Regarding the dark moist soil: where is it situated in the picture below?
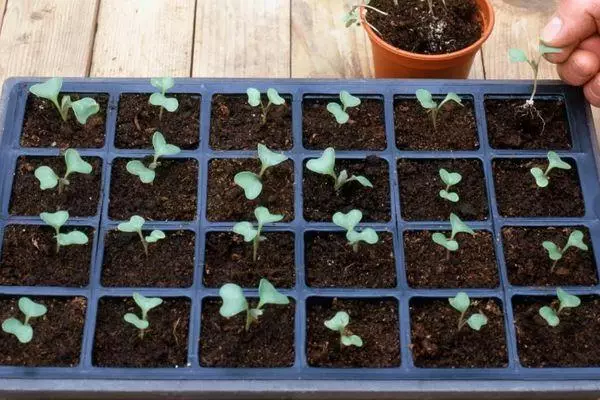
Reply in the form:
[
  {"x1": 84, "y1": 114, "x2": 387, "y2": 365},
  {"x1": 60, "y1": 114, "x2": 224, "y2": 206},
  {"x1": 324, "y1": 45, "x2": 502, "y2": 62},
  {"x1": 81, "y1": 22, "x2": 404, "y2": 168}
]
[
  {"x1": 203, "y1": 231, "x2": 295, "y2": 288},
  {"x1": 21, "y1": 93, "x2": 108, "y2": 148},
  {"x1": 101, "y1": 230, "x2": 195, "y2": 288},
  {"x1": 397, "y1": 158, "x2": 488, "y2": 221},
  {"x1": 93, "y1": 297, "x2": 190, "y2": 367},
  {"x1": 493, "y1": 158, "x2": 584, "y2": 217},
  {"x1": 200, "y1": 298, "x2": 295, "y2": 367},
  {"x1": 302, "y1": 98, "x2": 386, "y2": 150},
  {"x1": 0, "y1": 225, "x2": 92, "y2": 287},
  {"x1": 503, "y1": 227, "x2": 597, "y2": 286},
  {"x1": 9, "y1": 156, "x2": 102, "y2": 217},
  {"x1": 485, "y1": 99, "x2": 571, "y2": 149},
  {"x1": 0, "y1": 296, "x2": 86, "y2": 367},
  {"x1": 109, "y1": 158, "x2": 198, "y2": 221},
  {"x1": 305, "y1": 232, "x2": 396, "y2": 288},
  {"x1": 303, "y1": 156, "x2": 390, "y2": 222},
  {"x1": 514, "y1": 297, "x2": 600, "y2": 367},
  {"x1": 210, "y1": 94, "x2": 292, "y2": 150},
  {"x1": 206, "y1": 158, "x2": 294, "y2": 222},
  {"x1": 403, "y1": 230, "x2": 498, "y2": 288},
  {"x1": 306, "y1": 298, "x2": 400, "y2": 368},
  {"x1": 369, "y1": 0, "x2": 482, "y2": 55},
  {"x1": 394, "y1": 99, "x2": 478, "y2": 150},
  {"x1": 410, "y1": 298, "x2": 507, "y2": 368}
]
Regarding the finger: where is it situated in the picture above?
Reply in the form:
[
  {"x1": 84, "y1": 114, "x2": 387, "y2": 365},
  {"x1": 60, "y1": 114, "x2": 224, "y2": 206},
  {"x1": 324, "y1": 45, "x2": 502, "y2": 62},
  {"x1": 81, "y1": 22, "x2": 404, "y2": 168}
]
[
  {"x1": 557, "y1": 49, "x2": 600, "y2": 86},
  {"x1": 549, "y1": 35, "x2": 600, "y2": 68},
  {"x1": 584, "y1": 74, "x2": 600, "y2": 106},
  {"x1": 541, "y1": 0, "x2": 600, "y2": 48},
  {"x1": 545, "y1": 43, "x2": 577, "y2": 64},
  {"x1": 580, "y1": 34, "x2": 600, "y2": 58}
]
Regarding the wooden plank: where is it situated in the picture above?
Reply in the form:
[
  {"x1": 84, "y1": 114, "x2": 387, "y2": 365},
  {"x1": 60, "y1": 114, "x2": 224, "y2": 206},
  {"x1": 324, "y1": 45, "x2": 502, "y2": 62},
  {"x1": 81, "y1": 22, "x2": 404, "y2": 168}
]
[
  {"x1": 193, "y1": 0, "x2": 290, "y2": 78},
  {"x1": 0, "y1": 0, "x2": 7, "y2": 34},
  {"x1": 469, "y1": 51, "x2": 485, "y2": 79},
  {"x1": 90, "y1": 0, "x2": 195, "y2": 77}
]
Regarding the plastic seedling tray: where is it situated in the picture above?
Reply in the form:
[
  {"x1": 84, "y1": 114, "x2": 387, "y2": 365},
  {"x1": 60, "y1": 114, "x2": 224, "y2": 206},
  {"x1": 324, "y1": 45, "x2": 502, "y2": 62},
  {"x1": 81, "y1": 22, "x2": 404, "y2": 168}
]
[{"x1": 1, "y1": 77, "x2": 600, "y2": 399}]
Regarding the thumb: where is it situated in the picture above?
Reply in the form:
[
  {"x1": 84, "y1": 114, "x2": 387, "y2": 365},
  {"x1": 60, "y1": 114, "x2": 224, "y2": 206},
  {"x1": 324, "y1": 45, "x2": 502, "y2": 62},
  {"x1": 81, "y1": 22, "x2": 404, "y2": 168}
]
[{"x1": 542, "y1": 0, "x2": 600, "y2": 47}]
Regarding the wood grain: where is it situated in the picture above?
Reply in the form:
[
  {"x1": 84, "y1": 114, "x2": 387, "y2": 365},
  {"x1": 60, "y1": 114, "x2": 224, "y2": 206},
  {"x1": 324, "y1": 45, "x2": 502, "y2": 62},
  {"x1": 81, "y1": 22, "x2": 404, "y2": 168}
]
[{"x1": 0, "y1": 0, "x2": 7, "y2": 34}]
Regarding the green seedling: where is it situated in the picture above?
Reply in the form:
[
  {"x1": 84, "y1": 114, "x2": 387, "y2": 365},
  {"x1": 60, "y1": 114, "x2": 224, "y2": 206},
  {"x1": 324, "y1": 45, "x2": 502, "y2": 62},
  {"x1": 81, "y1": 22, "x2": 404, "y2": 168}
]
[
  {"x1": 117, "y1": 215, "x2": 165, "y2": 256},
  {"x1": 530, "y1": 151, "x2": 571, "y2": 188},
  {"x1": 34, "y1": 149, "x2": 92, "y2": 194},
  {"x1": 327, "y1": 91, "x2": 361, "y2": 124},
  {"x1": 149, "y1": 77, "x2": 179, "y2": 120},
  {"x1": 29, "y1": 77, "x2": 99, "y2": 124},
  {"x1": 40, "y1": 210, "x2": 88, "y2": 254},
  {"x1": 246, "y1": 87, "x2": 285, "y2": 125},
  {"x1": 233, "y1": 206, "x2": 283, "y2": 262},
  {"x1": 343, "y1": 0, "x2": 388, "y2": 35},
  {"x1": 324, "y1": 311, "x2": 363, "y2": 348},
  {"x1": 415, "y1": 89, "x2": 463, "y2": 131},
  {"x1": 2, "y1": 297, "x2": 47, "y2": 344},
  {"x1": 438, "y1": 168, "x2": 462, "y2": 203},
  {"x1": 234, "y1": 144, "x2": 288, "y2": 200},
  {"x1": 431, "y1": 213, "x2": 474, "y2": 254},
  {"x1": 126, "y1": 131, "x2": 181, "y2": 183},
  {"x1": 124, "y1": 292, "x2": 163, "y2": 339},
  {"x1": 306, "y1": 147, "x2": 373, "y2": 192},
  {"x1": 219, "y1": 278, "x2": 289, "y2": 331},
  {"x1": 448, "y1": 292, "x2": 488, "y2": 332},
  {"x1": 539, "y1": 288, "x2": 581, "y2": 327},
  {"x1": 332, "y1": 209, "x2": 378, "y2": 252},
  {"x1": 543, "y1": 230, "x2": 588, "y2": 273}
]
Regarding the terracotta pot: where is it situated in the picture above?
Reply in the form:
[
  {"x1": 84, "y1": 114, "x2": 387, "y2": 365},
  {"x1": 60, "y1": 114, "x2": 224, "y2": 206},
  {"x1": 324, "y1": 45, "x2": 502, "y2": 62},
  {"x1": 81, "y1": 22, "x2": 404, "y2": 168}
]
[{"x1": 361, "y1": 0, "x2": 495, "y2": 79}]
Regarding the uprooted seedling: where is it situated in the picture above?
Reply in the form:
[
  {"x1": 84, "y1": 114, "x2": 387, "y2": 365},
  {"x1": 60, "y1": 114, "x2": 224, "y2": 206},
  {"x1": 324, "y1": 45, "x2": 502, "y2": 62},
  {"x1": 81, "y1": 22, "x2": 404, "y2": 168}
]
[
  {"x1": 325, "y1": 311, "x2": 363, "y2": 348},
  {"x1": 29, "y1": 77, "x2": 99, "y2": 124},
  {"x1": 2, "y1": 297, "x2": 47, "y2": 344},
  {"x1": 438, "y1": 168, "x2": 462, "y2": 203},
  {"x1": 234, "y1": 144, "x2": 288, "y2": 200},
  {"x1": 543, "y1": 230, "x2": 588, "y2": 273},
  {"x1": 530, "y1": 151, "x2": 571, "y2": 188},
  {"x1": 35, "y1": 149, "x2": 92, "y2": 194},
  {"x1": 327, "y1": 91, "x2": 361, "y2": 124},
  {"x1": 343, "y1": 0, "x2": 388, "y2": 35},
  {"x1": 126, "y1": 131, "x2": 181, "y2": 183},
  {"x1": 415, "y1": 89, "x2": 463, "y2": 131},
  {"x1": 233, "y1": 206, "x2": 283, "y2": 262},
  {"x1": 123, "y1": 292, "x2": 163, "y2": 339},
  {"x1": 306, "y1": 147, "x2": 373, "y2": 192},
  {"x1": 448, "y1": 292, "x2": 488, "y2": 332},
  {"x1": 332, "y1": 209, "x2": 378, "y2": 253},
  {"x1": 246, "y1": 88, "x2": 285, "y2": 125},
  {"x1": 431, "y1": 213, "x2": 474, "y2": 257},
  {"x1": 117, "y1": 215, "x2": 165, "y2": 256},
  {"x1": 149, "y1": 77, "x2": 179, "y2": 121},
  {"x1": 40, "y1": 210, "x2": 88, "y2": 254},
  {"x1": 539, "y1": 288, "x2": 581, "y2": 327}
]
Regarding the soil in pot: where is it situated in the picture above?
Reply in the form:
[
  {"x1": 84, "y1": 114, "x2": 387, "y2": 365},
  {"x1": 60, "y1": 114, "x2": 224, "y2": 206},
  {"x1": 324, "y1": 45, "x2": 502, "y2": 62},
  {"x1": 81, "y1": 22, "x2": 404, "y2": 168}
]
[
  {"x1": 302, "y1": 97, "x2": 386, "y2": 150},
  {"x1": 403, "y1": 230, "x2": 498, "y2": 288},
  {"x1": 485, "y1": 99, "x2": 571, "y2": 149},
  {"x1": 410, "y1": 298, "x2": 507, "y2": 368},
  {"x1": 109, "y1": 158, "x2": 198, "y2": 221},
  {"x1": 116, "y1": 93, "x2": 201, "y2": 149},
  {"x1": 305, "y1": 232, "x2": 396, "y2": 288},
  {"x1": 394, "y1": 99, "x2": 478, "y2": 150},
  {"x1": 0, "y1": 225, "x2": 93, "y2": 287},
  {"x1": 397, "y1": 158, "x2": 488, "y2": 221},
  {"x1": 0, "y1": 296, "x2": 86, "y2": 367},
  {"x1": 493, "y1": 158, "x2": 584, "y2": 217},
  {"x1": 502, "y1": 226, "x2": 597, "y2": 286},
  {"x1": 210, "y1": 94, "x2": 293, "y2": 150},
  {"x1": 101, "y1": 230, "x2": 195, "y2": 288},
  {"x1": 306, "y1": 297, "x2": 400, "y2": 367},
  {"x1": 206, "y1": 158, "x2": 294, "y2": 222},
  {"x1": 513, "y1": 296, "x2": 600, "y2": 367},
  {"x1": 9, "y1": 156, "x2": 102, "y2": 217},
  {"x1": 203, "y1": 231, "x2": 295, "y2": 288},
  {"x1": 303, "y1": 156, "x2": 391, "y2": 222},
  {"x1": 93, "y1": 297, "x2": 190, "y2": 367},
  {"x1": 200, "y1": 298, "x2": 295, "y2": 367},
  {"x1": 21, "y1": 93, "x2": 109, "y2": 148}
]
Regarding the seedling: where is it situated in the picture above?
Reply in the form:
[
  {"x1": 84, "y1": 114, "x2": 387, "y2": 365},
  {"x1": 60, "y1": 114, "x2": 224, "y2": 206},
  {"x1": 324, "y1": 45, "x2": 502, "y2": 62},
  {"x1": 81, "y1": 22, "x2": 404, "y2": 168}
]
[
  {"x1": 343, "y1": 0, "x2": 388, "y2": 35},
  {"x1": 306, "y1": 147, "x2": 373, "y2": 192},
  {"x1": 233, "y1": 206, "x2": 283, "y2": 262},
  {"x1": 539, "y1": 288, "x2": 581, "y2": 327},
  {"x1": 123, "y1": 292, "x2": 163, "y2": 339},
  {"x1": 332, "y1": 209, "x2": 378, "y2": 252},
  {"x1": 29, "y1": 77, "x2": 99, "y2": 124},
  {"x1": 2, "y1": 297, "x2": 47, "y2": 344},
  {"x1": 431, "y1": 213, "x2": 474, "y2": 254},
  {"x1": 34, "y1": 149, "x2": 92, "y2": 194},
  {"x1": 234, "y1": 144, "x2": 288, "y2": 200},
  {"x1": 327, "y1": 91, "x2": 361, "y2": 124},
  {"x1": 246, "y1": 87, "x2": 285, "y2": 125},
  {"x1": 219, "y1": 278, "x2": 289, "y2": 331},
  {"x1": 117, "y1": 215, "x2": 165, "y2": 256},
  {"x1": 543, "y1": 230, "x2": 588, "y2": 273},
  {"x1": 415, "y1": 89, "x2": 463, "y2": 131},
  {"x1": 324, "y1": 311, "x2": 363, "y2": 348},
  {"x1": 448, "y1": 292, "x2": 488, "y2": 332},
  {"x1": 126, "y1": 131, "x2": 181, "y2": 183},
  {"x1": 438, "y1": 168, "x2": 462, "y2": 203},
  {"x1": 149, "y1": 77, "x2": 179, "y2": 121},
  {"x1": 530, "y1": 151, "x2": 571, "y2": 188},
  {"x1": 40, "y1": 210, "x2": 88, "y2": 254}
]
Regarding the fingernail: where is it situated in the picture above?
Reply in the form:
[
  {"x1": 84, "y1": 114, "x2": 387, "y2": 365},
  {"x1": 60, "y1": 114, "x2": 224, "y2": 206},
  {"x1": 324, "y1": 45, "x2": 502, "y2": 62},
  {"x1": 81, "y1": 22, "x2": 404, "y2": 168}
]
[{"x1": 541, "y1": 16, "x2": 563, "y2": 43}]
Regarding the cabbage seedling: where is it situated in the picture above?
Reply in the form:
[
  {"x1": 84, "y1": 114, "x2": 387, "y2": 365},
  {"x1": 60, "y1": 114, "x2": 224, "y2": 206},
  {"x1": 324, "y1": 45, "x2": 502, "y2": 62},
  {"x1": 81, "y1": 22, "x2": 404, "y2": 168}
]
[
  {"x1": 246, "y1": 87, "x2": 285, "y2": 125},
  {"x1": 126, "y1": 131, "x2": 181, "y2": 183},
  {"x1": 34, "y1": 149, "x2": 92, "y2": 194},
  {"x1": 439, "y1": 168, "x2": 462, "y2": 203},
  {"x1": 431, "y1": 213, "x2": 474, "y2": 254},
  {"x1": 324, "y1": 311, "x2": 363, "y2": 348},
  {"x1": 530, "y1": 151, "x2": 571, "y2": 188},
  {"x1": 149, "y1": 77, "x2": 179, "y2": 121},
  {"x1": 327, "y1": 91, "x2": 361, "y2": 124},
  {"x1": 332, "y1": 209, "x2": 378, "y2": 252},
  {"x1": 117, "y1": 215, "x2": 165, "y2": 256},
  {"x1": 448, "y1": 292, "x2": 488, "y2": 332},
  {"x1": 543, "y1": 230, "x2": 588, "y2": 273},
  {"x1": 233, "y1": 206, "x2": 283, "y2": 262},
  {"x1": 343, "y1": 0, "x2": 388, "y2": 35},
  {"x1": 40, "y1": 210, "x2": 88, "y2": 254},
  {"x1": 29, "y1": 77, "x2": 99, "y2": 124},
  {"x1": 539, "y1": 288, "x2": 581, "y2": 327},
  {"x1": 219, "y1": 278, "x2": 289, "y2": 331},
  {"x1": 306, "y1": 147, "x2": 373, "y2": 192},
  {"x1": 2, "y1": 297, "x2": 47, "y2": 344},
  {"x1": 234, "y1": 144, "x2": 288, "y2": 200},
  {"x1": 415, "y1": 89, "x2": 463, "y2": 131},
  {"x1": 123, "y1": 292, "x2": 163, "y2": 339}
]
